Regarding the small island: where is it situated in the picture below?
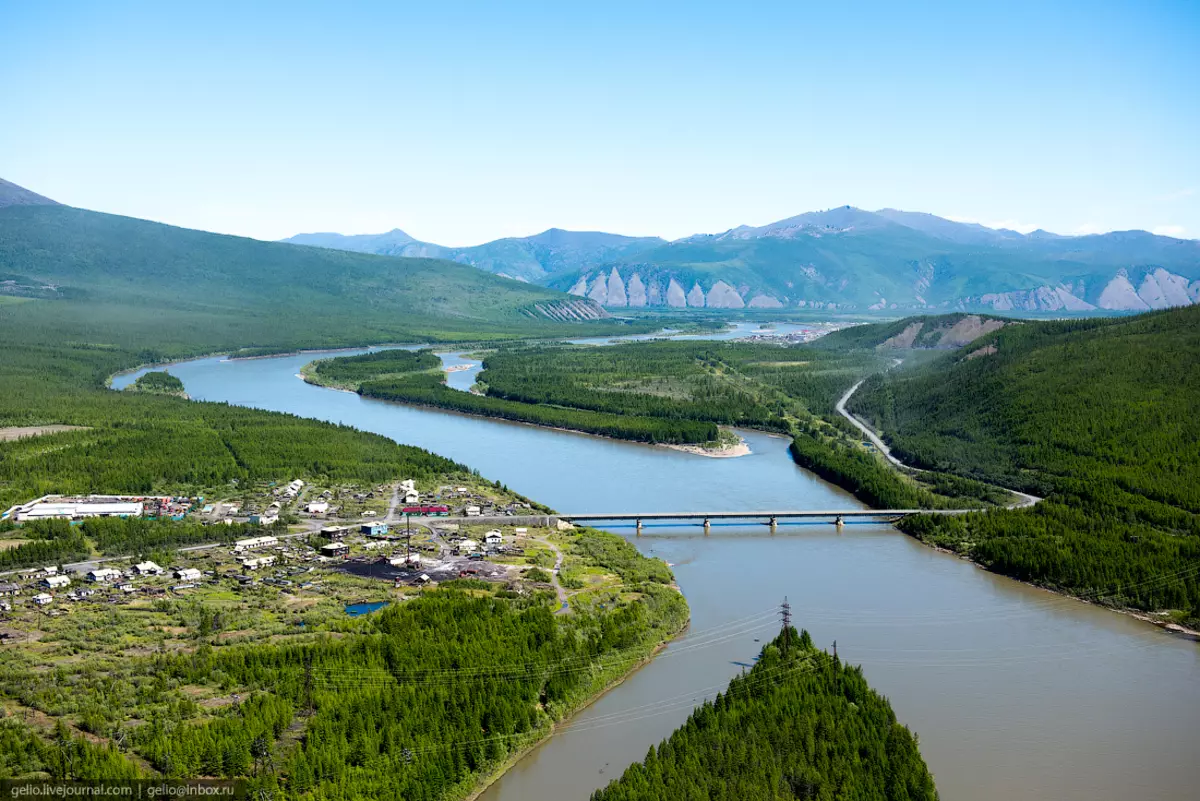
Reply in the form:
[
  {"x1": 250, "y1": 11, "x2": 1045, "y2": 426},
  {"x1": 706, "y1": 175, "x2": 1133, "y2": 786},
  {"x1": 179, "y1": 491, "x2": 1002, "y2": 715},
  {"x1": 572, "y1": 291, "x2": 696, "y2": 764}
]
[{"x1": 125, "y1": 370, "x2": 188, "y2": 398}]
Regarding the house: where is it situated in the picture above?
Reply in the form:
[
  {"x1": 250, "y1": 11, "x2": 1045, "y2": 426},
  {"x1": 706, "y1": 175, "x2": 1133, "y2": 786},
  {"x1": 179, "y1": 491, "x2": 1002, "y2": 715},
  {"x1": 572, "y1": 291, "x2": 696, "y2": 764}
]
[
  {"x1": 174, "y1": 568, "x2": 203, "y2": 582},
  {"x1": 360, "y1": 522, "x2": 388, "y2": 536},
  {"x1": 455, "y1": 539, "x2": 479, "y2": 555},
  {"x1": 234, "y1": 535, "x2": 278, "y2": 552},
  {"x1": 305, "y1": 501, "x2": 330, "y2": 515},
  {"x1": 241, "y1": 555, "x2": 276, "y2": 570},
  {"x1": 320, "y1": 542, "x2": 349, "y2": 557},
  {"x1": 134, "y1": 561, "x2": 164, "y2": 576},
  {"x1": 320, "y1": 526, "x2": 346, "y2": 539},
  {"x1": 42, "y1": 574, "x2": 71, "y2": 589},
  {"x1": 0, "y1": 582, "x2": 21, "y2": 597},
  {"x1": 416, "y1": 573, "x2": 431, "y2": 584},
  {"x1": 514, "y1": 527, "x2": 528, "y2": 535},
  {"x1": 118, "y1": 583, "x2": 136, "y2": 593},
  {"x1": 484, "y1": 530, "x2": 503, "y2": 547},
  {"x1": 87, "y1": 567, "x2": 122, "y2": 583},
  {"x1": 0, "y1": 601, "x2": 11, "y2": 612},
  {"x1": 32, "y1": 593, "x2": 53, "y2": 606},
  {"x1": 389, "y1": 553, "x2": 422, "y2": 568},
  {"x1": 464, "y1": 505, "x2": 481, "y2": 517},
  {"x1": 249, "y1": 513, "x2": 278, "y2": 526},
  {"x1": 402, "y1": 488, "x2": 420, "y2": 504}
]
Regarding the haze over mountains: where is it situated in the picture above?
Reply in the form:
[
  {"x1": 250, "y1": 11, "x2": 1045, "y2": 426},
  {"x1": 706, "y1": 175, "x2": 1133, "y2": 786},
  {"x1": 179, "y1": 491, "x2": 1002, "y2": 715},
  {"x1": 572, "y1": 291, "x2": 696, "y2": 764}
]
[{"x1": 287, "y1": 206, "x2": 1200, "y2": 314}]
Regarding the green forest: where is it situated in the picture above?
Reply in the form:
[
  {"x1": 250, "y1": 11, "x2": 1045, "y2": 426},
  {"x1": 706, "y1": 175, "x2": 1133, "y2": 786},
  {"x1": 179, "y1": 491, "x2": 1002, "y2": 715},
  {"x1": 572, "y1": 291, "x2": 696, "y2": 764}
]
[
  {"x1": 847, "y1": 307, "x2": 1200, "y2": 620},
  {"x1": 592, "y1": 627, "x2": 937, "y2": 801},
  {"x1": 124, "y1": 371, "x2": 186, "y2": 396}
]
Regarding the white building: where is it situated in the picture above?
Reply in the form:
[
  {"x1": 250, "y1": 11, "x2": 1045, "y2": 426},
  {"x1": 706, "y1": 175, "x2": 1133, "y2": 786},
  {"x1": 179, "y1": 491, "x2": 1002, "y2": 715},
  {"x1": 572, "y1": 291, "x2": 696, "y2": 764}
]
[
  {"x1": 10, "y1": 496, "x2": 144, "y2": 522},
  {"x1": 240, "y1": 555, "x2": 276, "y2": 571},
  {"x1": 464, "y1": 506, "x2": 481, "y2": 517},
  {"x1": 455, "y1": 539, "x2": 479, "y2": 554},
  {"x1": 32, "y1": 593, "x2": 53, "y2": 606},
  {"x1": 249, "y1": 513, "x2": 279, "y2": 526},
  {"x1": 234, "y1": 535, "x2": 278, "y2": 552},
  {"x1": 42, "y1": 574, "x2": 71, "y2": 589},
  {"x1": 484, "y1": 531, "x2": 503, "y2": 547},
  {"x1": 174, "y1": 568, "x2": 203, "y2": 581},
  {"x1": 134, "y1": 561, "x2": 164, "y2": 576},
  {"x1": 87, "y1": 567, "x2": 123, "y2": 583},
  {"x1": 390, "y1": 554, "x2": 422, "y2": 568}
]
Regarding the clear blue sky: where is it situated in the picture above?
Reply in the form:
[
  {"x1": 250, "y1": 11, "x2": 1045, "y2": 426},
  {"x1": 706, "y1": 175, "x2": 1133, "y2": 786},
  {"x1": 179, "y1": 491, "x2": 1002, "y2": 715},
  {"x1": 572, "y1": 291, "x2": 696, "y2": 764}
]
[{"x1": 2, "y1": 0, "x2": 1197, "y2": 244}]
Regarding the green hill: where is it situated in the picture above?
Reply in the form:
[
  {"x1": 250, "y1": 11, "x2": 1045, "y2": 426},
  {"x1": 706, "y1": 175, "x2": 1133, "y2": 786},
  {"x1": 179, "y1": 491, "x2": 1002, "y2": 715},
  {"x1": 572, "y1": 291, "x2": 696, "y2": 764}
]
[
  {"x1": 592, "y1": 628, "x2": 937, "y2": 801},
  {"x1": 0, "y1": 204, "x2": 606, "y2": 325},
  {"x1": 846, "y1": 307, "x2": 1200, "y2": 619}
]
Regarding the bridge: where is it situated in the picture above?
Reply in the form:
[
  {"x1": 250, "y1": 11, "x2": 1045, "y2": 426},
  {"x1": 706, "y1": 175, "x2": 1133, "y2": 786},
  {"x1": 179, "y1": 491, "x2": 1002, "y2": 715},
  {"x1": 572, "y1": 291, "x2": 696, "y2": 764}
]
[{"x1": 558, "y1": 508, "x2": 972, "y2": 533}]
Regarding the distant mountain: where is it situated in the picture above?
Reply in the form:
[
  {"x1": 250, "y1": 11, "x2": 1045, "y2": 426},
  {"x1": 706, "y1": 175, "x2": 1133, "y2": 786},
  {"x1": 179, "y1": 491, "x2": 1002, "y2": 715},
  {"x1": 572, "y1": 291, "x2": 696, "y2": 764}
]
[
  {"x1": 554, "y1": 207, "x2": 1200, "y2": 313},
  {"x1": 281, "y1": 227, "x2": 665, "y2": 283},
  {"x1": 0, "y1": 178, "x2": 59, "y2": 209}
]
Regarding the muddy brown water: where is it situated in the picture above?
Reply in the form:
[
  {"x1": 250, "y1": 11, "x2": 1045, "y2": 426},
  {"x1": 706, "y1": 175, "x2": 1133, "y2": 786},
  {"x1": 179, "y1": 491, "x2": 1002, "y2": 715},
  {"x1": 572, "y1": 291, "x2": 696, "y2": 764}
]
[{"x1": 113, "y1": 339, "x2": 1200, "y2": 801}]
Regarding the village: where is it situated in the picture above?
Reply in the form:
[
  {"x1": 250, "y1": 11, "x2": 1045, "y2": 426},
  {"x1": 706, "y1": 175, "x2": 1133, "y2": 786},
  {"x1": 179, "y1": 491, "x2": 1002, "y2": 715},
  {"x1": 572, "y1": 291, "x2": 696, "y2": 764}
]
[{"x1": 0, "y1": 475, "x2": 594, "y2": 654}]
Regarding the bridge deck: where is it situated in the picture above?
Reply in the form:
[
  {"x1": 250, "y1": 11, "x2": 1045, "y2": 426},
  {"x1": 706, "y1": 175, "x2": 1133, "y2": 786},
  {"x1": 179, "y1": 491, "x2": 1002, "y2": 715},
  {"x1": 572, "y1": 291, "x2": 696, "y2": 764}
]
[{"x1": 559, "y1": 509, "x2": 972, "y2": 521}]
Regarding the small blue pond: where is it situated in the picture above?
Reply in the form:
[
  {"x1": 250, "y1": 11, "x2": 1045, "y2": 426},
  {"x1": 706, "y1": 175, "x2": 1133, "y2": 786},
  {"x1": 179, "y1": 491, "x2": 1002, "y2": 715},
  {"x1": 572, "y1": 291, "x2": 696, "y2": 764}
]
[{"x1": 344, "y1": 601, "x2": 389, "y2": 617}]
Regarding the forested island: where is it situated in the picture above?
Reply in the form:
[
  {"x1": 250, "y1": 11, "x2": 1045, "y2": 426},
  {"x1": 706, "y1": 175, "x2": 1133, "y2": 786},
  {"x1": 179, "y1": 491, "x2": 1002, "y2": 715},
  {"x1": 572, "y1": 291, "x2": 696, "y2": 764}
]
[
  {"x1": 121, "y1": 370, "x2": 188, "y2": 397},
  {"x1": 592, "y1": 627, "x2": 938, "y2": 801}
]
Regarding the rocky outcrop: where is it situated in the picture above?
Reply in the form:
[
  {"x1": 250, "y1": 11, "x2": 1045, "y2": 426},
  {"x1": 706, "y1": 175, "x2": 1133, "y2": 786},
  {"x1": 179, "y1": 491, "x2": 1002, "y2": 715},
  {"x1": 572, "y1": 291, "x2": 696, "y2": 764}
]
[
  {"x1": 706, "y1": 280, "x2": 745, "y2": 309},
  {"x1": 687, "y1": 283, "x2": 706, "y2": 308},
  {"x1": 627, "y1": 274, "x2": 647, "y2": 307},
  {"x1": 879, "y1": 322, "x2": 924, "y2": 349},
  {"x1": 606, "y1": 268, "x2": 627, "y2": 307},
  {"x1": 747, "y1": 293, "x2": 784, "y2": 308},
  {"x1": 533, "y1": 299, "x2": 609, "y2": 321},
  {"x1": 567, "y1": 276, "x2": 589, "y2": 296},
  {"x1": 1096, "y1": 271, "x2": 1147, "y2": 310},
  {"x1": 666, "y1": 278, "x2": 687, "y2": 307},
  {"x1": 1097, "y1": 268, "x2": 1200, "y2": 311},
  {"x1": 979, "y1": 285, "x2": 1094, "y2": 312}
]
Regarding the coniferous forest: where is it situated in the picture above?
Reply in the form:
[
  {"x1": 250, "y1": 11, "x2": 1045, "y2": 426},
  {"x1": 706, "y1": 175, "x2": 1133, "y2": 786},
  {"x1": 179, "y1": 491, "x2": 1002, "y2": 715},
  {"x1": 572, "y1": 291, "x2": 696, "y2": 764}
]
[
  {"x1": 592, "y1": 628, "x2": 937, "y2": 801},
  {"x1": 846, "y1": 307, "x2": 1200, "y2": 619}
]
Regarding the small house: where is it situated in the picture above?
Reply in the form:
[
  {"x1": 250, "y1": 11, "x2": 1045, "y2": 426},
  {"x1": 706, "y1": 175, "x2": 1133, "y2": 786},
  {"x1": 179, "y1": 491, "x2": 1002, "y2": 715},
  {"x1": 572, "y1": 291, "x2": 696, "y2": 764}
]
[
  {"x1": 241, "y1": 555, "x2": 276, "y2": 570},
  {"x1": 320, "y1": 542, "x2": 349, "y2": 557},
  {"x1": 32, "y1": 593, "x2": 53, "y2": 606},
  {"x1": 305, "y1": 501, "x2": 330, "y2": 515},
  {"x1": 174, "y1": 568, "x2": 203, "y2": 582},
  {"x1": 0, "y1": 582, "x2": 21, "y2": 597},
  {"x1": 118, "y1": 583, "x2": 136, "y2": 593},
  {"x1": 514, "y1": 527, "x2": 528, "y2": 535},
  {"x1": 455, "y1": 539, "x2": 479, "y2": 555},
  {"x1": 484, "y1": 530, "x2": 503, "y2": 547},
  {"x1": 234, "y1": 535, "x2": 278, "y2": 552},
  {"x1": 87, "y1": 567, "x2": 122, "y2": 583},
  {"x1": 360, "y1": 522, "x2": 388, "y2": 536},
  {"x1": 320, "y1": 525, "x2": 346, "y2": 539},
  {"x1": 249, "y1": 513, "x2": 279, "y2": 526},
  {"x1": 402, "y1": 488, "x2": 420, "y2": 504},
  {"x1": 43, "y1": 574, "x2": 71, "y2": 589},
  {"x1": 464, "y1": 505, "x2": 481, "y2": 517},
  {"x1": 134, "y1": 561, "x2": 164, "y2": 576}
]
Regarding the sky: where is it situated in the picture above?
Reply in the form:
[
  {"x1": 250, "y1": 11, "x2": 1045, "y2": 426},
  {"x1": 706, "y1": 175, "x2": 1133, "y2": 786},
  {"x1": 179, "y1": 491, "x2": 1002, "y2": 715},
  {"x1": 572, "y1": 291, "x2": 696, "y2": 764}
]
[{"x1": 2, "y1": 0, "x2": 1198, "y2": 245}]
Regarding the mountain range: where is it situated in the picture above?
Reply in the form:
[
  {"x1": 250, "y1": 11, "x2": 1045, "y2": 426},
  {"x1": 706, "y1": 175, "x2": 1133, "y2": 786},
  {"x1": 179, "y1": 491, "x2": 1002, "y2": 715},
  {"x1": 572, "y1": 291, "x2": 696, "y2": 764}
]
[{"x1": 287, "y1": 206, "x2": 1200, "y2": 314}]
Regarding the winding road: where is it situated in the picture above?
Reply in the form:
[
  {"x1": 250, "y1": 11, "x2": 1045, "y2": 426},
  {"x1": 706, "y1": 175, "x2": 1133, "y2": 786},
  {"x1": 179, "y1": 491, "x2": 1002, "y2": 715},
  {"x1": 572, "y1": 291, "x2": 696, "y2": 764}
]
[{"x1": 835, "y1": 370, "x2": 1041, "y2": 510}]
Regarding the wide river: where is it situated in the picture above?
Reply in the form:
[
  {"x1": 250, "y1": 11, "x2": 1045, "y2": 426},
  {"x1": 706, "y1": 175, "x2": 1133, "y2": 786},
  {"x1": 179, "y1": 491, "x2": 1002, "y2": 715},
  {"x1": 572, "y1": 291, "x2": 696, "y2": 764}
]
[{"x1": 114, "y1": 327, "x2": 1199, "y2": 801}]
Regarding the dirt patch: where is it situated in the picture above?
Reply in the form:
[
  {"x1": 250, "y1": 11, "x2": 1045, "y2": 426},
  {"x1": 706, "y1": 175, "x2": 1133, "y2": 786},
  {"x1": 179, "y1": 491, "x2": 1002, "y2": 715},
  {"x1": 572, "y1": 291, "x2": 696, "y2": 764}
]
[
  {"x1": 936, "y1": 316, "x2": 1006, "y2": 348},
  {"x1": 0, "y1": 425, "x2": 89, "y2": 442},
  {"x1": 878, "y1": 322, "x2": 924, "y2": 349},
  {"x1": 965, "y1": 344, "x2": 998, "y2": 360}
]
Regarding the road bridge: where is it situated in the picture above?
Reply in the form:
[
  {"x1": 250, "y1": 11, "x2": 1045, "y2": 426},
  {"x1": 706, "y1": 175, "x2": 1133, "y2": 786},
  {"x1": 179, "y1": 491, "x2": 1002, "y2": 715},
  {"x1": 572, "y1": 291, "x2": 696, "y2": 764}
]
[{"x1": 559, "y1": 508, "x2": 971, "y2": 533}]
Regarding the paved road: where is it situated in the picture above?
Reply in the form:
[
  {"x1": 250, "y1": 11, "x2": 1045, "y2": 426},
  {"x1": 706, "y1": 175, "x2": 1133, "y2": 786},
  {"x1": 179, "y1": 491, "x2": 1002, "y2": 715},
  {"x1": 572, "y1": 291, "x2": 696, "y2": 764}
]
[{"x1": 835, "y1": 369, "x2": 1041, "y2": 510}]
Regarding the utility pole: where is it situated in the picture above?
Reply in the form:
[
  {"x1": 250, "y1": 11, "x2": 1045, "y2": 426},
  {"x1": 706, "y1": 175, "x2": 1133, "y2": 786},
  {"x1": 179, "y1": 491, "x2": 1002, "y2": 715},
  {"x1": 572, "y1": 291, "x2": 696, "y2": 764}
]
[
  {"x1": 406, "y1": 513, "x2": 412, "y2": 566},
  {"x1": 780, "y1": 596, "x2": 792, "y2": 652}
]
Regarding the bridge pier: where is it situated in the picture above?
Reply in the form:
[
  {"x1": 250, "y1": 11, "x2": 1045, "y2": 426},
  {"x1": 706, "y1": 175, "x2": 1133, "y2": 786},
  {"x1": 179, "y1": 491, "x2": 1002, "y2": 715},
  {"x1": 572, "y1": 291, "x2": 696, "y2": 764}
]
[
  {"x1": 635, "y1": 518, "x2": 643, "y2": 535},
  {"x1": 703, "y1": 517, "x2": 711, "y2": 534},
  {"x1": 835, "y1": 515, "x2": 844, "y2": 527},
  {"x1": 769, "y1": 516, "x2": 777, "y2": 532}
]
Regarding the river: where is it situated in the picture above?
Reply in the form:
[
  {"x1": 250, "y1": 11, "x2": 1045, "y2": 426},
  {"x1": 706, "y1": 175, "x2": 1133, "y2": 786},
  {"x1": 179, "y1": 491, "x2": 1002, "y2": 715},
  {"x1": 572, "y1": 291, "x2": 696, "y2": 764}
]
[{"x1": 112, "y1": 334, "x2": 1199, "y2": 801}]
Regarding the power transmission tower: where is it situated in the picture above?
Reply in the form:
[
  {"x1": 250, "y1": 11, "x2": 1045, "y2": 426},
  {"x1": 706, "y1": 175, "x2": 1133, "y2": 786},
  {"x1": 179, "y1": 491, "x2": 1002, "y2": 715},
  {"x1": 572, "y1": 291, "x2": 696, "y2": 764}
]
[{"x1": 780, "y1": 597, "x2": 792, "y2": 651}]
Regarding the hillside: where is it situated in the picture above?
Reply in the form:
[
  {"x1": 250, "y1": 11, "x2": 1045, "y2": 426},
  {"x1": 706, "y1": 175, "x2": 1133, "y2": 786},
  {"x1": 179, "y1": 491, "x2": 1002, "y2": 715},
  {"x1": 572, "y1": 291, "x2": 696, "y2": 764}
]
[
  {"x1": 846, "y1": 307, "x2": 1200, "y2": 620},
  {"x1": 0, "y1": 178, "x2": 59, "y2": 209},
  {"x1": 287, "y1": 205, "x2": 1200, "y2": 314},
  {"x1": 0, "y1": 204, "x2": 606, "y2": 324},
  {"x1": 593, "y1": 628, "x2": 937, "y2": 801}
]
